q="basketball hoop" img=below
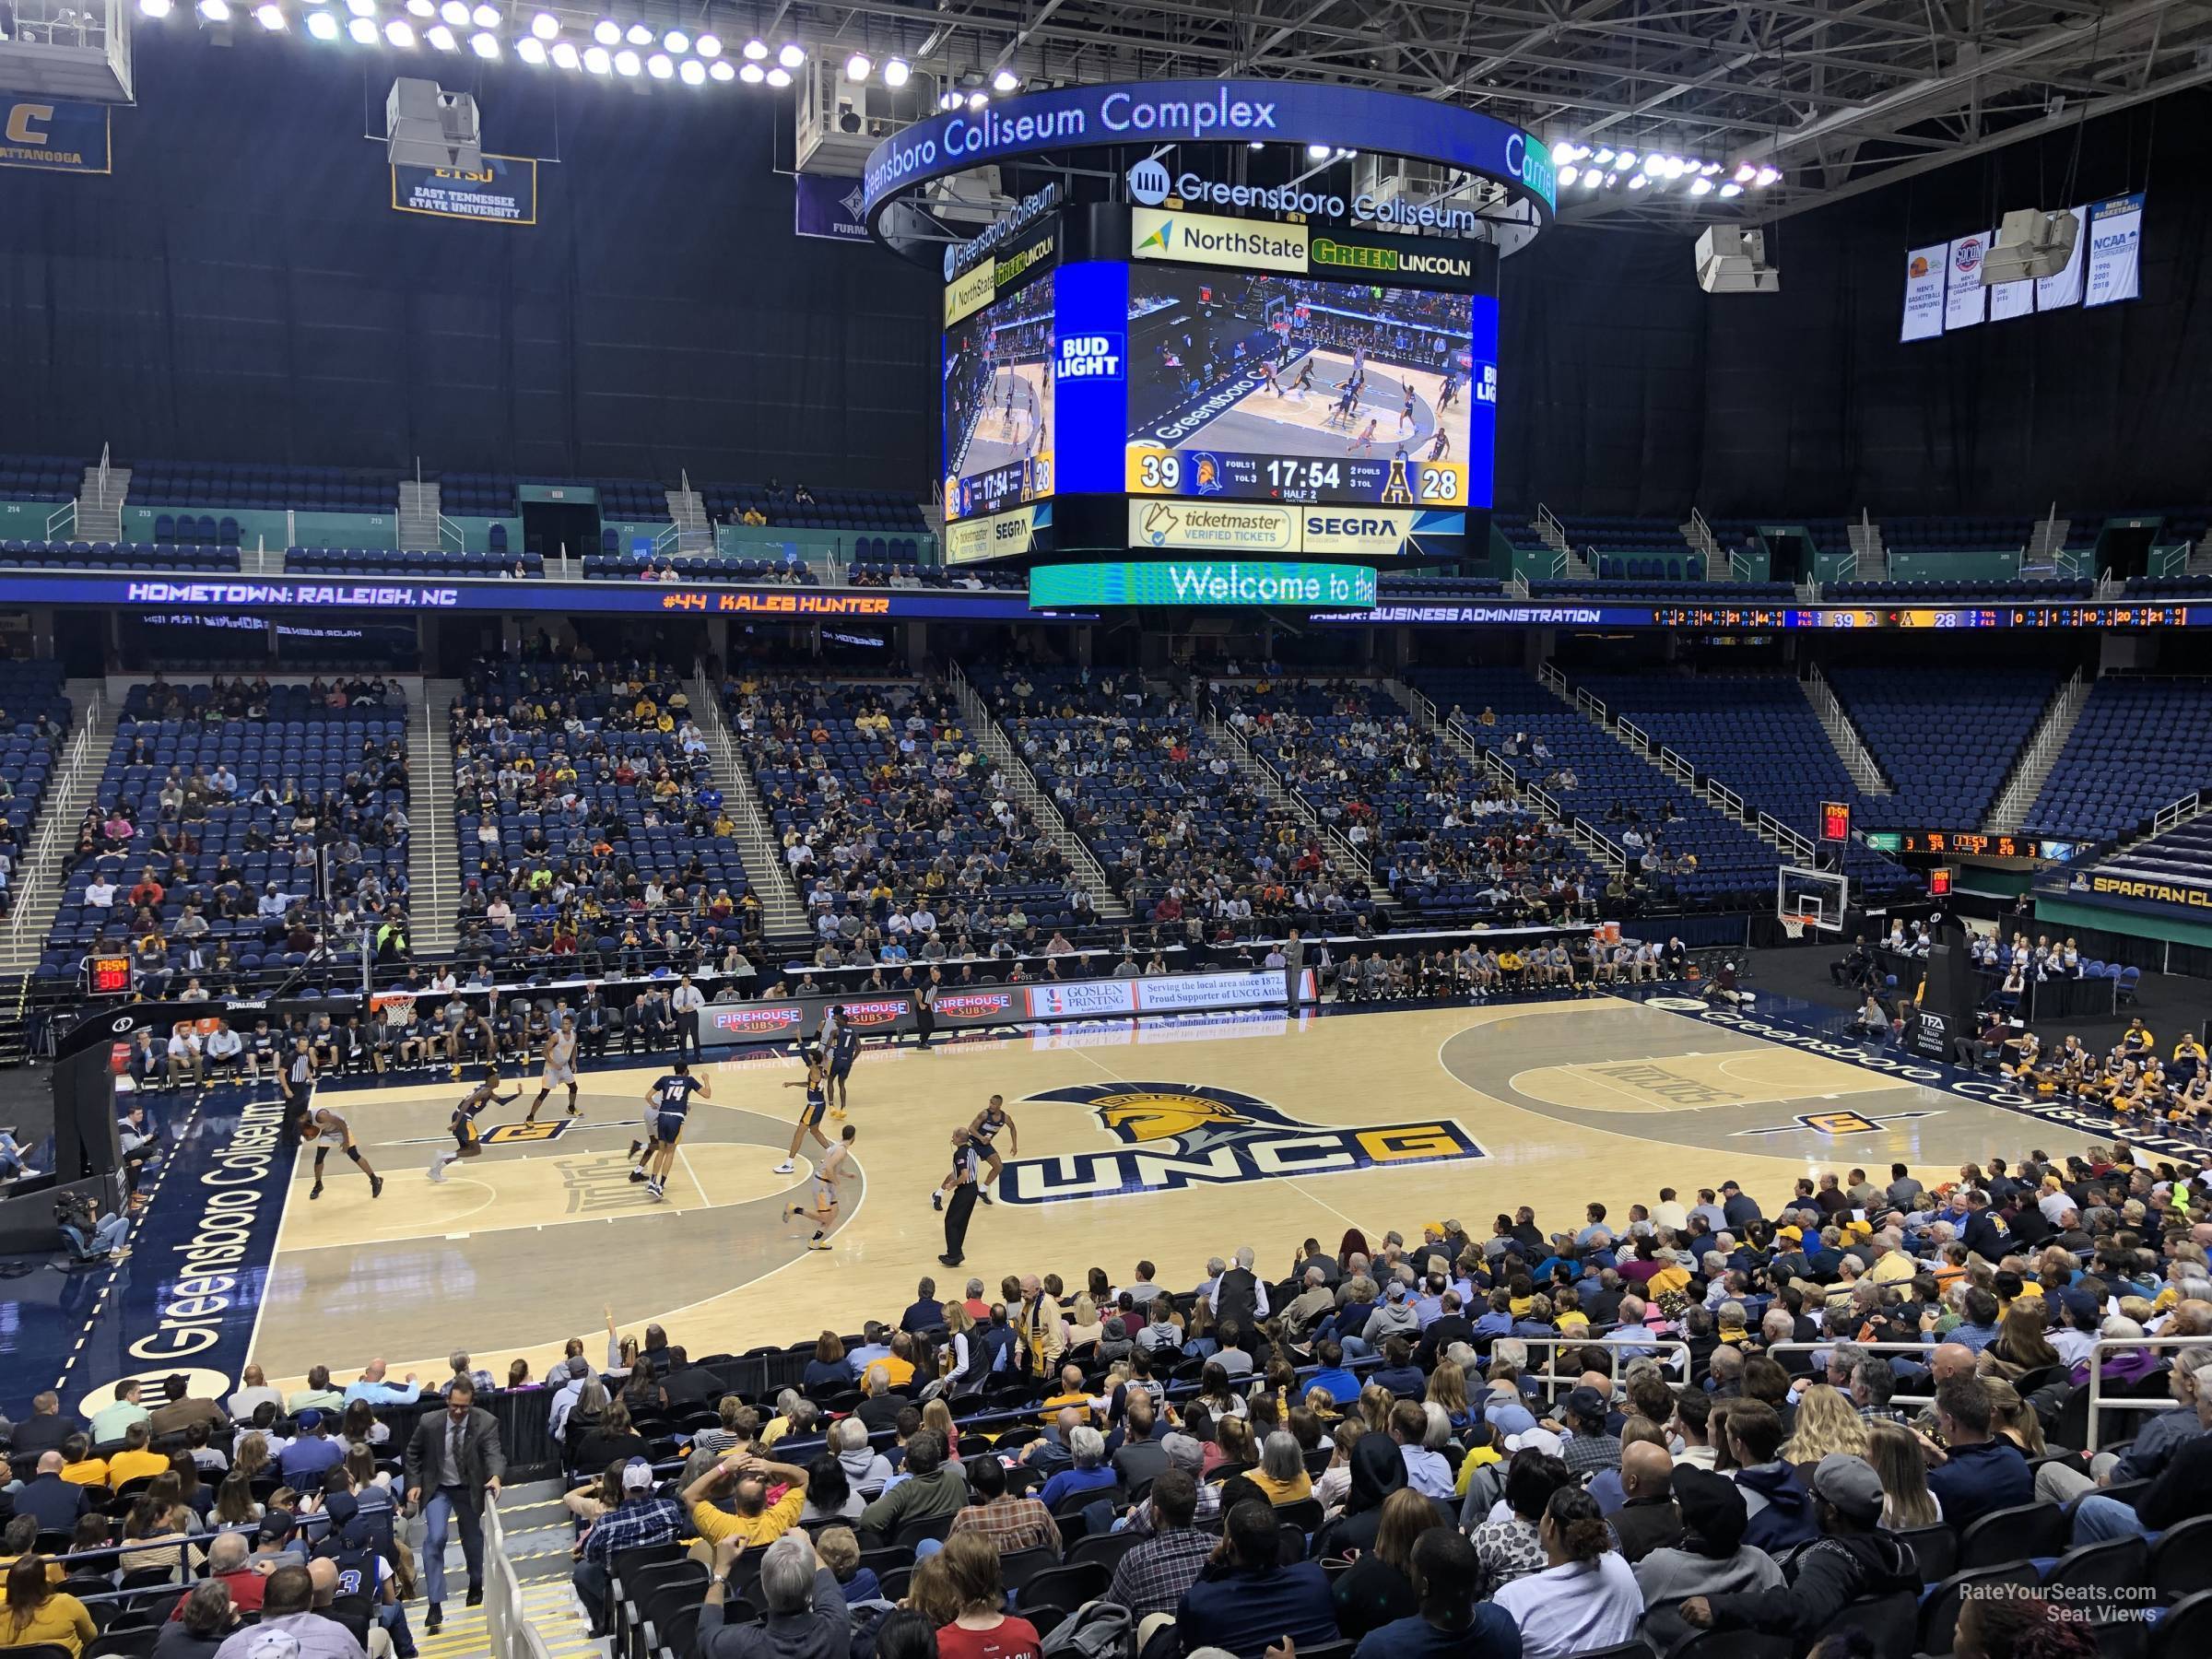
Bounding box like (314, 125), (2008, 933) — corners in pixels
(1780, 913), (1811, 940)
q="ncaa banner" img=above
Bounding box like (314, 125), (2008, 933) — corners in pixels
(2084, 193), (2145, 309)
(392, 154), (538, 226)
(1943, 231), (1991, 331)
(794, 172), (872, 242)
(0, 100), (111, 174)
(1900, 243), (1947, 341)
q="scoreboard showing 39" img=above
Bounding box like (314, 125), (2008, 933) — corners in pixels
(1122, 266), (1499, 510)
(942, 209), (1501, 523)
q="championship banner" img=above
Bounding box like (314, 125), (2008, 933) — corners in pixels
(1900, 244), (1948, 343)
(2034, 207), (2088, 310)
(2083, 193), (2145, 309)
(0, 99), (111, 174)
(794, 173), (872, 242)
(1943, 231), (1991, 331)
(391, 154), (538, 226)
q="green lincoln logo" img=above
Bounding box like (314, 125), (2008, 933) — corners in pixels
(1312, 239), (1397, 273)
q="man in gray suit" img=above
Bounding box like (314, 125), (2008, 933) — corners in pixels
(404, 1377), (505, 1632)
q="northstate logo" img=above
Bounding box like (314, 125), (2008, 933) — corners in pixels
(997, 1082), (1484, 1205)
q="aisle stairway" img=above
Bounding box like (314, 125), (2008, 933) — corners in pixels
(418, 1478), (596, 1659)
(413, 679), (460, 953)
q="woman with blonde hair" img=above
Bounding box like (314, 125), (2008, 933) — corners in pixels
(1864, 1419), (1941, 1528)
(1983, 1378), (2048, 1457)
(1358, 1382), (1394, 1435)
(902, 1551), (962, 1629)
(1979, 1301), (2060, 1383)
(1777, 1383), (1869, 1470)
(920, 1398), (963, 1463)
(1314, 1418), (1365, 1516)
(1332, 1486), (1440, 1639)
(1206, 1413), (1255, 1477)
(230, 1433), (271, 1485)
(1427, 1363), (1474, 1432)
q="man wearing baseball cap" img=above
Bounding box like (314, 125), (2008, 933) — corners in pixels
(1677, 1454), (1919, 1644)
(572, 1461), (681, 1637)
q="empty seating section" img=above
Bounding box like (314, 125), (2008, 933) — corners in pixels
(2020, 677), (2212, 841)
(1827, 580), (2094, 602)
(0, 453), (85, 502)
(39, 681), (409, 988)
(592, 478), (669, 520)
(0, 664), (72, 903)
(1528, 579), (1792, 603)
(450, 664), (748, 965)
(1826, 667), (2058, 829)
(437, 473), (517, 515)
(582, 554), (817, 583)
(1883, 513), (2036, 552)
(978, 668), (1372, 932)
(1559, 513), (1703, 582)
(723, 675), (1084, 944)
(0, 539), (241, 572)
(1574, 673), (1913, 893)
(2085, 814), (2212, 903)
(702, 483), (930, 534)
(1229, 679), (1610, 923)
(1375, 574), (1505, 599)
(288, 546), (542, 578)
(1410, 667), (1786, 905)
(130, 460), (395, 514)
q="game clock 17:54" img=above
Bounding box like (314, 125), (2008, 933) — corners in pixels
(1127, 445), (1466, 506)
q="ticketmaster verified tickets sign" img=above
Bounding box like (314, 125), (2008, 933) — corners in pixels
(863, 79), (1554, 261)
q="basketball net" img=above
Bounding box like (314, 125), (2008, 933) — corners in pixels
(1780, 912), (1814, 939)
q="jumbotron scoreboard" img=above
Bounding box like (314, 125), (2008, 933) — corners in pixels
(935, 191), (1501, 594)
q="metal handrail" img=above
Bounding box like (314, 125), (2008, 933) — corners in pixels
(946, 660), (1122, 906)
(1504, 1334), (1696, 1396)
(1618, 716), (1649, 751)
(2087, 1335), (2210, 1454)
(6, 687), (104, 952)
(1764, 1339), (1942, 1409)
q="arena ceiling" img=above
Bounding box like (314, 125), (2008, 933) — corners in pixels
(773, 0), (2212, 226)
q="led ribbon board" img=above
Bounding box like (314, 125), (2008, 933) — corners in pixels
(864, 80), (1555, 265)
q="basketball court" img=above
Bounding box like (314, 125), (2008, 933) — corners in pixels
(1140, 347), (1463, 463)
(246, 991), (2114, 1392)
(957, 361), (1053, 478)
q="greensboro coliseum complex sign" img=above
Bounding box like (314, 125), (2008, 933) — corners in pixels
(862, 79), (1556, 265)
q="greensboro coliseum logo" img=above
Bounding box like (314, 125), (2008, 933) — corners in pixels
(996, 1081), (1484, 1205)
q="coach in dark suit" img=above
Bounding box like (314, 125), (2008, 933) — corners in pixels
(404, 1379), (505, 1632)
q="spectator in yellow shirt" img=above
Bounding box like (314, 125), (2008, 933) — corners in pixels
(0, 1558), (95, 1655)
(103, 1423), (171, 1488)
(681, 1453), (810, 1548)
(56, 1438), (106, 1489)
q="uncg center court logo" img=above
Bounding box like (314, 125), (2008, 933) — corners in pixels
(996, 1081), (1485, 1205)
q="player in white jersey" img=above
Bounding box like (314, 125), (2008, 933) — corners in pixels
(302, 1106), (383, 1201)
(524, 1015), (581, 1124)
(783, 1121), (856, 1250)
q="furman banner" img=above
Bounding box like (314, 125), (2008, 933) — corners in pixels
(0, 99), (111, 173)
(392, 153), (539, 226)
(794, 172), (872, 241)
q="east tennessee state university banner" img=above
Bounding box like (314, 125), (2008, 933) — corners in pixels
(0, 99), (112, 174)
(391, 153), (538, 226)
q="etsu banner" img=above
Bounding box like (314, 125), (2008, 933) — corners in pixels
(391, 153), (538, 226)
(0, 100), (111, 174)
(794, 172), (871, 242)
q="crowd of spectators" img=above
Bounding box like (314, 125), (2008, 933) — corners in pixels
(448, 655), (759, 976)
(103, 1138), (2195, 1659)
(979, 665), (1379, 940)
(722, 672), (1095, 968)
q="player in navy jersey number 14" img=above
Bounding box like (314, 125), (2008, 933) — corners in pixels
(630, 1061), (711, 1201)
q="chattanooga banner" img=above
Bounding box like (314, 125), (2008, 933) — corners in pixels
(392, 154), (539, 226)
(0, 99), (111, 174)
(692, 969), (1314, 1047)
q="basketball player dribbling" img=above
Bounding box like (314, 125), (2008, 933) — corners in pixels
(783, 1122), (856, 1250)
(771, 1049), (831, 1175)
(632, 1059), (710, 1201)
(1428, 427), (1453, 462)
(428, 1065), (518, 1184)
(301, 1106), (383, 1200)
(932, 1093), (1015, 1211)
(1348, 418), (1380, 454)
(524, 1014), (580, 1124)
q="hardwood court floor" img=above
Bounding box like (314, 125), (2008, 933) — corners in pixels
(251, 996), (2105, 1391)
